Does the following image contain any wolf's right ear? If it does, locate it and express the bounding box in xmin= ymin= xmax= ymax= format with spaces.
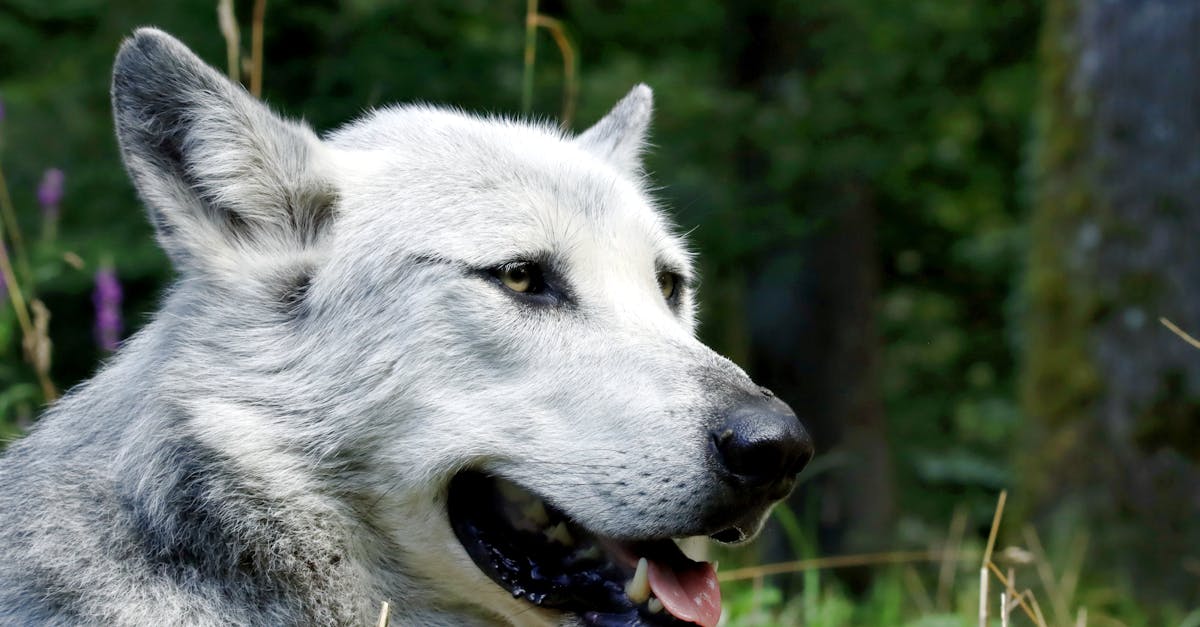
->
xmin=112 ymin=28 xmax=335 ymax=276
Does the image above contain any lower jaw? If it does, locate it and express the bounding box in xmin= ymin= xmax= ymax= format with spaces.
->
xmin=447 ymin=471 xmax=721 ymax=627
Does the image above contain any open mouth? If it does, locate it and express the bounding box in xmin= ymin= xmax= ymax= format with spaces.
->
xmin=448 ymin=471 xmax=722 ymax=627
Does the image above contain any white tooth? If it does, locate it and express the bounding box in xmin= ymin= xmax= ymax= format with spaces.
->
xmin=497 ymin=479 xmax=531 ymax=505
xmin=647 ymin=598 xmax=663 ymax=614
xmin=626 ymin=557 xmax=650 ymax=604
xmin=504 ymin=503 xmax=538 ymax=532
xmin=521 ymin=500 xmax=549 ymax=526
xmin=574 ymin=545 xmax=603 ymax=561
xmin=543 ymin=521 xmax=574 ymax=546
xmin=712 ymin=560 xmax=719 ymax=573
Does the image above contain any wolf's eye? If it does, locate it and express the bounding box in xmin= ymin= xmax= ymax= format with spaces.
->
xmin=657 ymin=271 xmax=679 ymax=301
xmin=497 ymin=262 xmax=544 ymax=294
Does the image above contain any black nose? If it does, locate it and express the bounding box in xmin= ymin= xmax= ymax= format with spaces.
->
xmin=712 ymin=392 xmax=813 ymax=491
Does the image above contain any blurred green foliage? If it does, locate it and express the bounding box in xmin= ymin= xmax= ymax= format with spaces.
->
xmin=1 ymin=0 xmax=1036 ymax=507
xmin=0 ymin=0 xmax=1037 ymax=558
xmin=0 ymin=0 xmax=1188 ymax=620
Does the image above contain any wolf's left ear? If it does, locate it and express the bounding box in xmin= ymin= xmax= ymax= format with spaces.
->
xmin=112 ymin=28 xmax=335 ymax=276
xmin=574 ymin=84 xmax=653 ymax=176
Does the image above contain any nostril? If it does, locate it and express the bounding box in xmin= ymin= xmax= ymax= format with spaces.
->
xmin=712 ymin=398 xmax=813 ymax=489
xmin=710 ymin=527 xmax=746 ymax=544
xmin=790 ymin=436 xmax=815 ymax=475
xmin=713 ymin=430 xmax=787 ymax=486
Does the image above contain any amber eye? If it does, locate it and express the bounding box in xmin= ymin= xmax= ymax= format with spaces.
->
xmin=657 ymin=271 xmax=679 ymax=301
xmin=498 ymin=262 xmax=543 ymax=294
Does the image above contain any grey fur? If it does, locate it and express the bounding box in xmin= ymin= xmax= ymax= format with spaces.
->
xmin=0 ymin=28 xmax=801 ymax=626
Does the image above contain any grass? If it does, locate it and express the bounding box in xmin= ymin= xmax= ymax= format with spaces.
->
xmin=713 ymin=490 xmax=1192 ymax=627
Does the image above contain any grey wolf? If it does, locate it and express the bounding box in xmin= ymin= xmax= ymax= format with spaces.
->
xmin=0 ymin=28 xmax=813 ymax=627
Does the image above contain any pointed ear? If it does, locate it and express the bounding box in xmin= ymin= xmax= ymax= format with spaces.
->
xmin=574 ymin=84 xmax=653 ymax=176
xmin=111 ymin=28 xmax=336 ymax=276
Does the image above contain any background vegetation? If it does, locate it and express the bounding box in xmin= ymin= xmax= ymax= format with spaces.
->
xmin=1 ymin=0 xmax=1197 ymax=624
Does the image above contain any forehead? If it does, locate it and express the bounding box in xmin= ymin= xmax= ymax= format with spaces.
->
xmin=326 ymin=107 xmax=690 ymax=272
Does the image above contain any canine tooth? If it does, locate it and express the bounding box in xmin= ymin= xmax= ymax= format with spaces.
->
xmin=543 ymin=521 xmax=574 ymax=546
xmin=647 ymin=598 xmax=663 ymax=614
xmin=625 ymin=557 xmax=650 ymax=604
xmin=521 ymin=500 xmax=549 ymax=526
xmin=497 ymin=479 xmax=531 ymax=505
xmin=574 ymin=545 xmax=603 ymax=561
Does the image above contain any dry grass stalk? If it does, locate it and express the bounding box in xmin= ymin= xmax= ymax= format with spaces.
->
xmin=0 ymin=244 xmax=32 ymax=348
xmin=1028 ymin=591 xmax=1049 ymax=626
xmin=217 ymin=0 xmax=241 ymax=83
xmin=987 ymin=562 xmax=1047 ymax=626
xmin=0 ymin=124 xmax=58 ymax=404
xmin=1160 ymin=317 xmax=1200 ymax=349
xmin=521 ymin=2 xmax=580 ymax=128
xmin=62 ymin=251 xmax=85 ymax=270
xmin=376 ymin=601 xmax=390 ymax=627
xmin=1025 ymin=526 xmax=1069 ymax=624
xmin=718 ymin=549 xmax=956 ymax=582
xmin=0 ymin=217 xmax=56 ymax=403
xmin=936 ymin=504 xmax=968 ymax=609
xmin=976 ymin=491 xmax=1059 ymax=627
xmin=979 ymin=566 xmax=990 ymax=627
xmin=250 ymin=0 xmax=267 ymax=97
xmin=521 ymin=0 xmax=539 ymax=113
xmin=1004 ymin=567 xmax=1017 ymax=626
xmin=980 ymin=490 xmax=1007 ymax=627
xmin=1059 ymin=532 xmax=1087 ymax=615
xmin=750 ymin=573 xmax=764 ymax=623
xmin=530 ymin=15 xmax=578 ymax=128
xmin=982 ymin=491 xmax=1007 ymax=569
xmin=26 ymin=299 xmax=55 ymax=401
xmin=902 ymin=565 xmax=934 ymax=615
xmin=0 ymin=164 xmax=32 ymax=286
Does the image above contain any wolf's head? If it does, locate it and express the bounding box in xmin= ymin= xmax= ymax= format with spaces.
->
xmin=112 ymin=28 xmax=812 ymax=627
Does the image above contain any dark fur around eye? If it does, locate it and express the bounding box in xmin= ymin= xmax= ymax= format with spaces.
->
xmin=484 ymin=260 xmax=573 ymax=309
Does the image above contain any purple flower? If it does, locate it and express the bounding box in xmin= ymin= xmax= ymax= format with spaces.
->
xmin=92 ymin=266 xmax=123 ymax=352
xmin=37 ymin=168 xmax=65 ymax=217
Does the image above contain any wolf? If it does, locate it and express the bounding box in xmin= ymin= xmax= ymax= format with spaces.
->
xmin=0 ymin=28 xmax=813 ymax=627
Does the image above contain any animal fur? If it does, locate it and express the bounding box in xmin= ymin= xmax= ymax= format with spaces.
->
xmin=0 ymin=28 xmax=807 ymax=626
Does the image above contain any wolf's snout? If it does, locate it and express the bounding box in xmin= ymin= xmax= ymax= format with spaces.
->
xmin=711 ymin=395 xmax=813 ymax=493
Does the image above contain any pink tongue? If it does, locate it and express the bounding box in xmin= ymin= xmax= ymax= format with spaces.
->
xmin=645 ymin=558 xmax=722 ymax=627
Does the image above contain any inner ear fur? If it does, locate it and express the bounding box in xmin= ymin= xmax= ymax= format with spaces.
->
xmin=111 ymin=27 xmax=336 ymax=274
xmin=574 ymin=84 xmax=654 ymax=177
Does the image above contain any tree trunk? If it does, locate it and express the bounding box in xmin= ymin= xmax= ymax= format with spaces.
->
xmin=720 ymin=2 xmax=896 ymax=570
xmin=1024 ymin=0 xmax=1200 ymax=600
xmin=806 ymin=184 xmax=895 ymax=554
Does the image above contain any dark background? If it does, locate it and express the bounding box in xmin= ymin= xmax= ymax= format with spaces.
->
xmin=1 ymin=0 xmax=1197 ymax=622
